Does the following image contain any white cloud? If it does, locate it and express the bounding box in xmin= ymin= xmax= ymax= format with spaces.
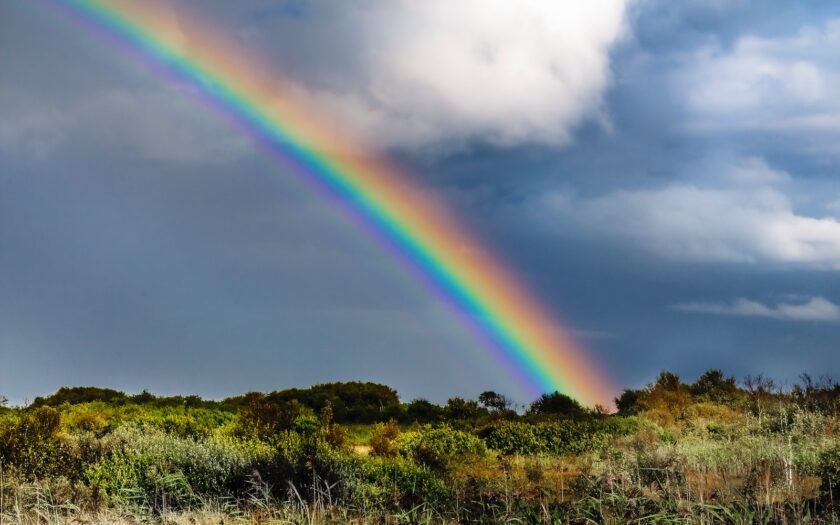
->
xmin=672 ymin=297 xmax=840 ymax=322
xmin=540 ymin=157 xmax=840 ymax=267
xmin=254 ymin=1 xmax=629 ymax=151
xmin=676 ymin=19 xmax=840 ymax=153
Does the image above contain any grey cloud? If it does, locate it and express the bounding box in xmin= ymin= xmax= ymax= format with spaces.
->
xmin=0 ymin=86 xmax=250 ymax=165
xmin=672 ymin=297 xmax=840 ymax=322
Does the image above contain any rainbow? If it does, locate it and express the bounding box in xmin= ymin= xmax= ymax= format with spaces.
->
xmin=47 ymin=0 xmax=615 ymax=406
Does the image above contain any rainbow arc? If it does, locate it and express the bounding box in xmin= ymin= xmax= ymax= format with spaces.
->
xmin=50 ymin=0 xmax=615 ymax=406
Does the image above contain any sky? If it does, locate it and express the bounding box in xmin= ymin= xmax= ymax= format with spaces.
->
xmin=1 ymin=0 xmax=839 ymax=406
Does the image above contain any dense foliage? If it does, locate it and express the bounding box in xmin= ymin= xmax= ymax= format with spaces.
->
xmin=1 ymin=371 xmax=840 ymax=524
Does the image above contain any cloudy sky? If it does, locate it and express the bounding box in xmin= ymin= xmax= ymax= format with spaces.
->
xmin=2 ymin=1 xmax=839 ymax=405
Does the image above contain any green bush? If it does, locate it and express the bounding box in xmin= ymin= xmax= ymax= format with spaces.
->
xmin=233 ymin=394 xmax=304 ymax=442
xmin=85 ymin=426 xmax=273 ymax=509
xmin=353 ymin=457 xmax=452 ymax=511
xmin=479 ymin=421 xmax=542 ymax=455
xmin=480 ymin=420 xmax=617 ymax=456
xmin=398 ymin=425 xmax=486 ymax=472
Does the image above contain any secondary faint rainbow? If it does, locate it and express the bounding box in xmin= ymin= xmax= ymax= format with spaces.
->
xmin=49 ymin=0 xmax=615 ymax=406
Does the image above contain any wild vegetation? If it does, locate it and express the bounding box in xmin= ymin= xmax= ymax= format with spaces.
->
xmin=1 ymin=371 xmax=839 ymax=524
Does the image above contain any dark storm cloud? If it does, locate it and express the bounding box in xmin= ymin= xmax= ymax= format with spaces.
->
xmin=1 ymin=1 xmax=839 ymax=405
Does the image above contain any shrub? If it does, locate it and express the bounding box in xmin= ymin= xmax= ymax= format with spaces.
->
xmin=398 ymin=425 xmax=486 ymax=472
xmin=65 ymin=410 xmax=108 ymax=434
xmin=353 ymin=457 xmax=452 ymax=511
xmin=480 ymin=421 xmax=541 ymax=455
xmin=0 ymin=407 xmax=73 ymax=479
xmin=234 ymin=394 xmax=306 ymax=442
xmin=369 ymin=420 xmax=401 ymax=458
xmin=318 ymin=402 xmax=350 ymax=452
xmin=819 ymin=446 xmax=840 ymax=502
xmin=85 ymin=426 xmax=273 ymax=509
xmin=480 ymin=420 xmax=623 ymax=456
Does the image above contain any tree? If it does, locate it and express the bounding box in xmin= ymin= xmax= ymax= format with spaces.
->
xmin=793 ymin=374 xmax=840 ymax=413
xmin=32 ymin=386 xmax=128 ymax=407
xmin=527 ymin=391 xmax=585 ymax=419
xmin=615 ymin=389 xmax=642 ymax=415
xmin=655 ymin=371 xmax=682 ymax=391
xmin=131 ymin=389 xmax=156 ymax=404
xmin=479 ymin=391 xmax=511 ymax=412
xmin=743 ymin=374 xmax=777 ymax=423
xmin=234 ymin=393 xmax=304 ymax=441
xmin=405 ymin=399 xmax=443 ymax=423
xmin=644 ymin=371 xmax=692 ymax=417
xmin=691 ymin=369 xmax=739 ymax=404
xmin=444 ymin=397 xmax=487 ymax=422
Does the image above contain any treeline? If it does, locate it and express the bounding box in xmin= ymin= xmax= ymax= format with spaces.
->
xmin=19 ymin=369 xmax=840 ymax=424
xmin=615 ymin=369 xmax=840 ymax=420
xmin=26 ymin=382 xmax=400 ymax=419
xmin=21 ymin=381 xmax=597 ymax=425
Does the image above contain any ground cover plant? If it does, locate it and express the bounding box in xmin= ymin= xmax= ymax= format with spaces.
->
xmin=1 ymin=371 xmax=839 ymax=524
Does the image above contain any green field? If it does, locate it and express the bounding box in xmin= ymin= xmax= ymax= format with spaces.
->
xmin=1 ymin=371 xmax=839 ymax=524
